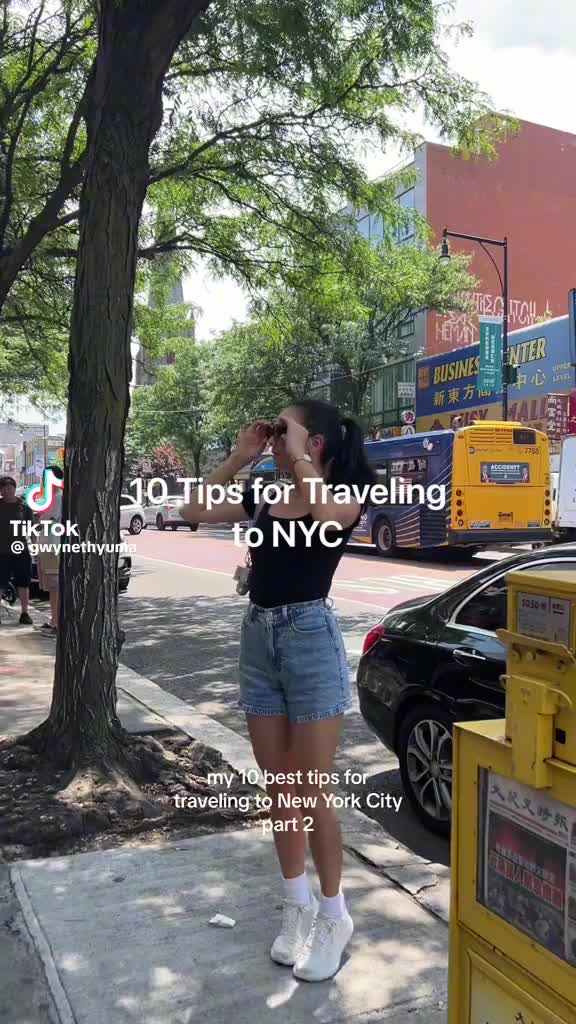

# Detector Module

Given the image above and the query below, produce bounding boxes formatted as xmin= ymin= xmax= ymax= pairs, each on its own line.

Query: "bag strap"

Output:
xmin=251 ymin=497 xmax=267 ymax=526
xmin=244 ymin=497 xmax=267 ymax=567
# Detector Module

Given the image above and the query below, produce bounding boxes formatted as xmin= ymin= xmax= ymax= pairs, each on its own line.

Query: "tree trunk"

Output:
xmin=193 ymin=445 xmax=204 ymax=479
xmin=26 ymin=0 xmax=211 ymax=775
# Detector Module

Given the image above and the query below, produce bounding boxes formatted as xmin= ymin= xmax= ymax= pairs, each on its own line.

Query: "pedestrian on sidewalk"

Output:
xmin=181 ymin=399 xmax=374 ymax=982
xmin=0 ymin=475 xmax=34 ymax=625
xmin=35 ymin=465 xmax=64 ymax=637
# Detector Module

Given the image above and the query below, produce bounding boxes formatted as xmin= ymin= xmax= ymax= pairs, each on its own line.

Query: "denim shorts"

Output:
xmin=238 ymin=598 xmax=352 ymax=724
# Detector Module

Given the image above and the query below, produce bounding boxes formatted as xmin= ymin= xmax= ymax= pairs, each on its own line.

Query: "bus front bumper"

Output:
xmin=448 ymin=528 xmax=553 ymax=545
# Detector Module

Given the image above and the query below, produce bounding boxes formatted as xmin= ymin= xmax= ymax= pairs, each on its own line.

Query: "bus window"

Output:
xmin=372 ymin=462 xmax=389 ymax=485
xmin=390 ymin=458 xmax=427 ymax=486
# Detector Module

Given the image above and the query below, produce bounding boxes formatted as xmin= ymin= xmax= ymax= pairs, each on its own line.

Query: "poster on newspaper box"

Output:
xmin=477 ymin=770 xmax=576 ymax=965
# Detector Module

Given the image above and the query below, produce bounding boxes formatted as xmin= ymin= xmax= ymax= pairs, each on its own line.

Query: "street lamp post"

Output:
xmin=440 ymin=228 xmax=509 ymax=420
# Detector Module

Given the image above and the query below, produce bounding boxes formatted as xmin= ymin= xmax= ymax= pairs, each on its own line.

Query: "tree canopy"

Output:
xmin=0 ymin=0 xmax=512 ymax=398
xmin=204 ymin=236 xmax=475 ymax=432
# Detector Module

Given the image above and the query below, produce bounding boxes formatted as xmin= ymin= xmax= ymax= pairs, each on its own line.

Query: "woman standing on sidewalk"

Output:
xmin=181 ymin=399 xmax=373 ymax=982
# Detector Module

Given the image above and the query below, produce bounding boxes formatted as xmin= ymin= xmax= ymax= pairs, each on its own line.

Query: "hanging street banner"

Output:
xmin=415 ymin=315 xmax=575 ymax=433
xmin=546 ymin=393 xmax=570 ymax=442
xmin=478 ymin=316 xmax=503 ymax=393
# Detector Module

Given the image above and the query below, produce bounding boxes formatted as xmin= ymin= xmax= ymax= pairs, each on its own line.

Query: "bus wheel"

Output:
xmin=374 ymin=518 xmax=397 ymax=557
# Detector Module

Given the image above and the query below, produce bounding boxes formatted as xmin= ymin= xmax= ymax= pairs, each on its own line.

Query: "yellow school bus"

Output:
xmin=449 ymin=421 xmax=551 ymax=545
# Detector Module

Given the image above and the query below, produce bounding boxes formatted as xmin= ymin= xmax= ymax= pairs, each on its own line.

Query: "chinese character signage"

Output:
xmin=546 ymin=393 xmax=570 ymax=442
xmin=477 ymin=769 xmax=576 ymax=966
xmin=416 ymin=315 xmax=575 ymax=433
xmin=478 ymin=316 xmax=502 ymax=393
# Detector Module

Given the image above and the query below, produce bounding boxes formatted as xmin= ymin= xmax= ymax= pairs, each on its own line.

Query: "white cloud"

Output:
xmin=454 ymin=0 xmax=576 ymax=53
xmin=183 ymin=265 xmax=249 ymax=342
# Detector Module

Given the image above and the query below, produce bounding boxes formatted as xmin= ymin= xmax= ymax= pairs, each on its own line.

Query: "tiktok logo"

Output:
xmin=25 ymin=468 xmax=64 ymax=513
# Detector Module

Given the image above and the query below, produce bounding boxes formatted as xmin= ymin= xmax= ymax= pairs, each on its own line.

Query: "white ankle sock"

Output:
xmin=282 ymin=872 xmax=312 ymax=905
xmin=319 ymin=890 xmax=346 ymax=919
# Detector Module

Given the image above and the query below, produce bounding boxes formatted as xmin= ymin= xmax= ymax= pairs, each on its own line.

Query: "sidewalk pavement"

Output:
xmin=1 ymin=614 xmax=451 ymax=1024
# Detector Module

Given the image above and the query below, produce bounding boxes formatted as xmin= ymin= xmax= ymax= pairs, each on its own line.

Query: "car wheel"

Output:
xmin=189 ymin=523 xmax=199 ymax=532
xmin=170 ymin=524 xmax=178 ymax=531
xmin=373 ymin=517 xmax=397 ymax=557
xmin=397 ymin=704 xmax=453 ymax=836
xmin=129 ymin=515 xmax=143 ymax=535
xmin=156 ymin=514 xmax=166 ymax=531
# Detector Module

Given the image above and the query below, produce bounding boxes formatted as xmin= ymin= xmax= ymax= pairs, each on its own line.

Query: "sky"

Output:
xmin=5 ymin=0 xmax=576 ymax=431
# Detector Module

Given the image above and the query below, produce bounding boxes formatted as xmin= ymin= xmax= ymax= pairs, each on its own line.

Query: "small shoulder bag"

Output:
xmin=233 ymin=497 xmax=266 ymax=595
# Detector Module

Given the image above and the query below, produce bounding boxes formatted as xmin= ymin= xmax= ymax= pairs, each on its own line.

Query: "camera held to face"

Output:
xmin=264 ymin=421 xmax=287 ymax=440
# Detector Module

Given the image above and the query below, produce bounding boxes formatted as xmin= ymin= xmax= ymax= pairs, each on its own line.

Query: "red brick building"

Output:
xmin=355 ymin=120 xmax=576 ymax=428
xmin=426 ymin=119 xmax=576 ymax=355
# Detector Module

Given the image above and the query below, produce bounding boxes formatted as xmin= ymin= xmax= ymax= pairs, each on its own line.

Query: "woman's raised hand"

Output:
xmin=234 ymin=420 xmax=271 ymax=463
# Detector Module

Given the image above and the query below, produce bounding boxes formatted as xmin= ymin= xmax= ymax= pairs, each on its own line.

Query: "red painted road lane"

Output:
xmin=128 ymin=528 xmax=476 ymax=612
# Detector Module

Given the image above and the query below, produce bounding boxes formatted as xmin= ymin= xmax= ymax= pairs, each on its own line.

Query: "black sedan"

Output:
xmin=357 ymin=543 xmax=576 ymax=836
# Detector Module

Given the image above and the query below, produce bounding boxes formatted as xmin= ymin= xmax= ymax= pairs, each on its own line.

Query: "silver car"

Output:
xmin=120 ymin=494 xmax=147 ymax=535
xmin=145 ymin=495 xmax=198 ymax=532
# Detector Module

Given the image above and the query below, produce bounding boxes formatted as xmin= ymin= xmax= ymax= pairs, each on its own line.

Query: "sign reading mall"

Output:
xmin=416 ymin=312 xmax=575 ymax=434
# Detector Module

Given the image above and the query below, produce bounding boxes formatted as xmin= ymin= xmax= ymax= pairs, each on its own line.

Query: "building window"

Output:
xmin=397 ymin=189 xmax=415 ymax=243
xmin=369 ymin=214 xmax=384 ymax=241
xmin=398 ymin=318 xmax=415 ymax=339
xmin=357 ymin=215 xmax=370 ymax=239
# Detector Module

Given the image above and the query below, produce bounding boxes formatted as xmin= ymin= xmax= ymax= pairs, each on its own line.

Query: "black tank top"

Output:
xmin=241 ymin=487 xmax=359 ymax=608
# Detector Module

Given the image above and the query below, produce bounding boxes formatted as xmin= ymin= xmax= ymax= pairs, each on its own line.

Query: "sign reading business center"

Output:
xmin=416 ymin=316 xmax=573 ymax=433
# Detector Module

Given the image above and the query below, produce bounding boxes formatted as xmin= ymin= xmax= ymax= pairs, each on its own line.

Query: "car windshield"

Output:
xmin=433 ymin=544 xmax=576 ymax=623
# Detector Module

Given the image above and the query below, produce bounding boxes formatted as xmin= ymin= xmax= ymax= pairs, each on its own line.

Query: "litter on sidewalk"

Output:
xmin=209 ymin=913 xmax=236 ymax=928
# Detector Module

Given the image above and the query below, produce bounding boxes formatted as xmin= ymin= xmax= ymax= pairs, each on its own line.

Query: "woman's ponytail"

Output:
xmin=290 ymin=399 xmax=375 ymax=491
xmin=331 ymin=416 xmax=374 ymax=489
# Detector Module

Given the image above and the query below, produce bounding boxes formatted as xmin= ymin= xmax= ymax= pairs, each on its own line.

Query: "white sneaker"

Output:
xmin=293 ymin=910 xmax=354 ymax=982
xmin=270 ymin=897 xmax=318 ymax=966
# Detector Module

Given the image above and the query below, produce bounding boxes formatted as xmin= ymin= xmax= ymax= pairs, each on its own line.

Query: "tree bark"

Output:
xmin=26 ymin=0 xmax=211 ymax=772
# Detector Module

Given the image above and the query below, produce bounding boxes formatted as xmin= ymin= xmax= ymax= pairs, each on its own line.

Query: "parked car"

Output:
xmin=356 ymin=543 xmax=576 ymax=836
xmin=120 ymin=494 xmax=146 ymax=535
xmin=145 ymin=495 xmax=198 ymax=532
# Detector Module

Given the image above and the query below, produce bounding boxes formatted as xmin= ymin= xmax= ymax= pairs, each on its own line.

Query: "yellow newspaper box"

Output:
xmin=449 ymin=569 xmax=576 ymax=1024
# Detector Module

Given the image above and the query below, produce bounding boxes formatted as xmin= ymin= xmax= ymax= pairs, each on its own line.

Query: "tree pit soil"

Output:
xmin=0 ymin=731 xmax=265 ymax=862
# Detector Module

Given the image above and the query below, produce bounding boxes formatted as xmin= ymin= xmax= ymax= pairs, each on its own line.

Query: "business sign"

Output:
xmin=478 ymin=316 xmax=502 ymax=392
xmin=569 ymin=391 xmax=576 ymax=435
xmin=416 ymin=315 xmax=575 ymax=432
xmin=569 ymin=287 xmax=576 ymax=366
xmin=546 ymin=393 xmax=570 ymax=442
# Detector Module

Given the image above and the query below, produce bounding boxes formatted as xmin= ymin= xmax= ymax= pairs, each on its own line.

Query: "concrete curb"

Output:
xmin=10 ymin=865 xmax=76 ymax=1024
xmin=116 ymin=664 xmax=450 ymax=922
